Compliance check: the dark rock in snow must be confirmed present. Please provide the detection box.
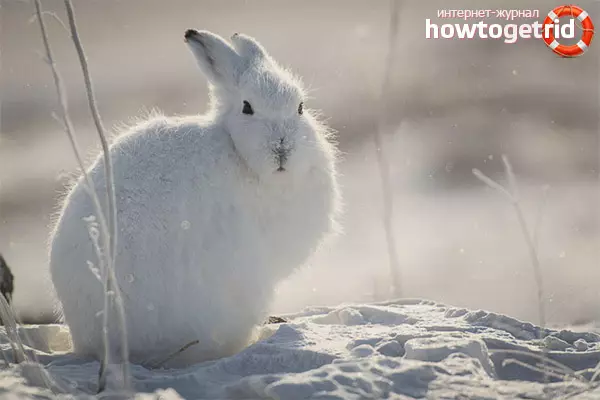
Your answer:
[0,254,14,304]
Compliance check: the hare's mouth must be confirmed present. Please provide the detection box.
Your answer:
[273,150,289,173]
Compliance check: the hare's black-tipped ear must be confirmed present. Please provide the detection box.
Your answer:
[185,30,241,85]
[230,33,268,62]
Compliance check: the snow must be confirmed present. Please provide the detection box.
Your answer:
[2,299,600,399]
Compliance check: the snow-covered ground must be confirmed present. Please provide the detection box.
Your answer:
[3,299,600,399]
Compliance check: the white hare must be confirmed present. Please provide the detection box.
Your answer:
[49,30,341,368]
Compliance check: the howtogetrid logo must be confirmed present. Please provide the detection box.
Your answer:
[543,5,594,57]
[427,4,595,58]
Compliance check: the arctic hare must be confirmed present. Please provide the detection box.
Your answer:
[49,30,341,368]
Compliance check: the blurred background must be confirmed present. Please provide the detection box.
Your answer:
[0,0,598,326]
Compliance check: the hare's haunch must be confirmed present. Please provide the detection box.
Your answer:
[49,30,341,368]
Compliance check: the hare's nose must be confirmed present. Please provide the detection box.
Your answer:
[184,29,199,40]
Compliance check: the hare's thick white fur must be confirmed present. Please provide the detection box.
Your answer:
[49,30,340,368]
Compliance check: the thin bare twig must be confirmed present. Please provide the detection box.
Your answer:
[33,0,130,392]
[29,10,69,32]
[0,293,67,393]
[0,293,26,364]
[61,0,130,391]
[472,169,513,202]
[502,358,568,382]
[61,0,117,262]
[590,367,600,384]
[32,1,104,210]
[513,200,546,328]
[154,340,200,368]
[489,349,580,379]
[473,157,546,328]
[474,156,548,384]
[374,0,402,297]
[0,15,65,375]
[494,157,545,326]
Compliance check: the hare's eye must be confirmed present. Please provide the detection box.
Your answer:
[298,102,304,115]
[242,101,254,115]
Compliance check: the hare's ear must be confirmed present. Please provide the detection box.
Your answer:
[185,30,241,85]
[230,33,268,63]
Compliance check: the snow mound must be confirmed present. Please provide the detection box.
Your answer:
[2,299,600,398]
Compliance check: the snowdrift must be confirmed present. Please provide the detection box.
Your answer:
[2,299,600,399]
